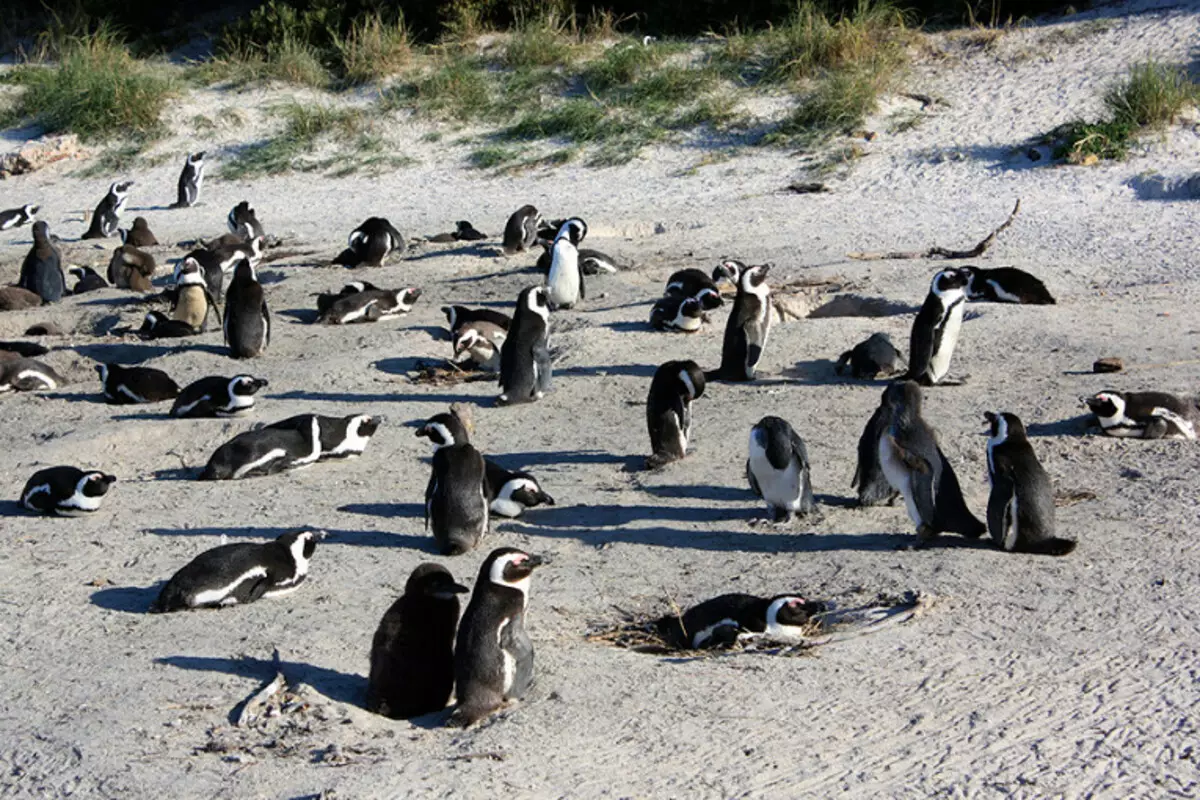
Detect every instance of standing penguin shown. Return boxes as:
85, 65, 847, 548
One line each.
985, 411, 1076, 556
873, 381, 985, 546
18, 221, 65, 303
223, 261, 270, 359
503, 205, 540, 254
69, 266, 107, 294
334, 217, 406, 267
709, 263, 771, 382
21, 466, 116, 516
498, 286, 552, 406
545, 218, 587, 310
747, 416, 815, 523
228, 201, 265, 240
171, 258, 218, 330
97, 363, 180, 404
425, 436, 490, 556
645, 360, 706, 469
0, 203, 38, 230
171, 152, 205, 209
367, 563, 469, 719
907, 268, 969, 386
451, 548, 544, 727
81, 180, 133, 239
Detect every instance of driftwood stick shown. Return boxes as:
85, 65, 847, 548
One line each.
848, 199, 1021, 261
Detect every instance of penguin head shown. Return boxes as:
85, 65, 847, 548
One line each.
80, 472, 117, 498
189, 151, 205, 164
24, 204, 39, 219
930, 268, 969, 297
277, 528, 324, 563
713, 259, 743, 286
416, 412, 470, 448
696, 287, 723, 310
882, 380, 922, 414
984, 411, 1026, 441
31, 220, 50, 244
483, 548, 544, 593
766, 595, 824, 631
69, 266, 85, 280
175, 257, 203, 285
112, 180, 134, 197
348, 413, 380, 439
406, 563, 469, 599
679, 297, 703, 319
453, 328, 492, 357
232, 375, 269, 396
740, 263, 771, 295
247, 236, 264, 261
397, 287, 422, 310
1085, 391, 1124, 422
676, 360, 705, 400
232, 259, 256, 284
523, 286, 551, 321
132, 217, 149, 231
555, 218, 587, 247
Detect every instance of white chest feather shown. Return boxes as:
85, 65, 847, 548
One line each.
929, 300, 964, 381
878, 436, 922, 526
192, 566, 268, 607
547, 242, 580, 305
498, 618, 516, 693
748, 439, 802, 509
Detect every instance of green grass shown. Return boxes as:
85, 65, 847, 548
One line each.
193, 37, 331, 89
4, 27, 175, 141
334, 13, 412, 85
1046, 119, 1136, 163
769, 67, 886, 145
469, 145, 519, 168
503, 22, 576, 69
386, 56, 494, 120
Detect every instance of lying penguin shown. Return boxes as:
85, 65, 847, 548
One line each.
1085, 390, 1199, 440
21, 466, 116, 516
835, 332, 907, 379
657, 593, 825, 649
0, 357, 63, 393
316, 283, 422, 324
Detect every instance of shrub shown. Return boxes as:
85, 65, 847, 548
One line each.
335, 13, 413, 85
1104, 61, 1196, 129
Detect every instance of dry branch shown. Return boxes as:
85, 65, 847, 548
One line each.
848, 199, 1021, 261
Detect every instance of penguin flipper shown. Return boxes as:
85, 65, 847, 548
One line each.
579, 266, 586, 300
986, 475, 1017, 550
933, 449, 986, 537
746, 459, 762, 498
835, 350, 852, 376
423, 474, 435, 531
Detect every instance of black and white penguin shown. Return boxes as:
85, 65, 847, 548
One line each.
442, 306, 512, 338
835, 332, 907, 379
747, 416, 815, 523
268, 413, 380, 460
426, 439, 490, 556
545, 218, 587, 310
171, 258, 218, 331
665, 268, 723, 310
658, 593, 823, 649
536, 244, 619, 276
0, 203, 38, 230
199, 423, 321, 480
649, 295, 704, 332
451, 548, 544, 727
367, 563, 469, 719
453, 322, 507, 372
961, 266, 1055, 305
1084, 390, 1199, 440
108, 244, 156, 292
985, 411, 1076, 556
68, 266, 108, 294
177, 250, 224, 299
416, 406, 473, 449
121, 216, 158, 248
172, 375, 269, 418
224, 260, 270, 359
0, 358, 63, 393
906, 268, 969, 386
18, 221, 65, 303
712, 259, 743, 288
645, 360, 705, 469
709, 263, 771, 382
153, 529, 323, 611
315, 282, 378, 316
873, 381, 986, 546
497, 286, 552, 406
319, 286, 422, 324
21, 466, 116, 516
228, 201, 264, 240
486, 461, 555, 518
171, 151, 205, 209
212, 236, 263, 274
334, 217, 406, 267
81, 180, 133, 239
137, 311, 197, 340
97, 363, 180, 405
454, 220, 488, 241
503, 205, 540, 254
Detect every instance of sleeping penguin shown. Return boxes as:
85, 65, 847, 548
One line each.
658, 593, 825, 649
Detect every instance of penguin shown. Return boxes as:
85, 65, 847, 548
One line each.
0, 203, 38, 230
0, 358, 63, 393
873, 381, 986, 546
451, 548, 544, 727
985, 411, 1076, 556
18, 221, 65, 303
851, 400, 899, 507
153, 529, 323, 611
177, 250, 224, 299
658, 593, 824, 649
319, 287, 422, 324
172, 375, 268, 418
171, 258, 219, 331
486, 461, 555, 518
315, 282, 379, 316
645, 360, 706, 470
709, 263, 771, 382
453, 220, 487, 241
536, 244, 619, 276
170, 151, 205, 209
81, 180, 132, 239
425, 439, 490, 556
367, 563, 469, 719
68, 266, 107, 294
545, 218, 587, 310
835, 332, 907, 379
906, 268, 969, 386
97, 363, 180, 405
665, 268, 723, 310
199, 422, 321, 480
712, 259, 742, 288
650, 295, 704, 332
746, 416, 816, 523
228, 201, 264, 240
453, 321, 507, 372
1084, 390, 1199, 440
503, 205, 540, 254
442, 306, 511, 337
0, 286, 43, 310
268, 413, 380, 460
223, 260, 270, 359
334, 217, 405, 267
415, 406, 474, 449
137, 311, 197, 340
21, 466, 116, 516
121, 217, 158, 248
961, 266, 1055, 305
107, 245, 156, 292
498, 286, 552, 406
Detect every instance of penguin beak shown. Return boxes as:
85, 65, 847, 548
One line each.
450, 582, 469, 593
523, 554, 546, 569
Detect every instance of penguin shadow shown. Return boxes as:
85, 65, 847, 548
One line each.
501, 449, 638, 468
151, 466, 198, 481
442, 265, 542, 284
514, 503, 751, 529
780, 359, 887, 386
45, 391, 108, 405
0, 500, 35, 518
811, 493, 861, 509
70, 342, 175, 364
374, 356, 435, 376
640, 484, 752, 503
559, 364, 660, 378
279, 308, 320, 324
602, 321, 652, 334
269, 389, 484, 405
90, 583, 161, 613
127, 205, 173, 213
156, 654, 367, 710
143, 524, 427, 550
338, 502, 424, 521
1025, 414, 1093, 437
257, 270, 288, 286
76, 295, 149, 308
406, 243, 504, 262
409, 325, 451, 342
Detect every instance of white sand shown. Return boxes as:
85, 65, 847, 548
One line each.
2, 2, 1200, 796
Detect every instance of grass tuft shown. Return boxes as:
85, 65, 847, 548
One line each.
335, 13, 412, 85
469, 145, 519, 168
387, 56, 494, 120
504, 20, 576, 69
1104, 61, 1196, 129
770, 67, 886, 145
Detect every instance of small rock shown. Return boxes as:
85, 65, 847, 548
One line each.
1093, 357, 1123, 373
0, 135, 87, 179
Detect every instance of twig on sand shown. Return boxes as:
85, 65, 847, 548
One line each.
236, 648, 285, 728
848, 199, 1021, 261
449, 752, 506, 763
